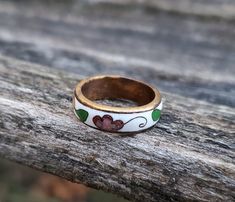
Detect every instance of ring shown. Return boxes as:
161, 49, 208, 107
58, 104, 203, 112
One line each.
73, 75, 162, 133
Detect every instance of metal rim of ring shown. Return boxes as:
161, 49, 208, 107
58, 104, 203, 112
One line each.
73, 75, 162, 133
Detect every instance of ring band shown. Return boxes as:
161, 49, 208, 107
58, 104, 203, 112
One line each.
73, 75, 162, 133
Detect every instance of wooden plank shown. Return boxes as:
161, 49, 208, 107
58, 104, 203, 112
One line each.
0, 2, 234, 108
2, 0, 235, 19
88, 0, 235, 19
0, 55, 235, 202
0, 1, 234, 201
0, 1, 235, 82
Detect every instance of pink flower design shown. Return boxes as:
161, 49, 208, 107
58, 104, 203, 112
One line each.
93, 115, 124, 132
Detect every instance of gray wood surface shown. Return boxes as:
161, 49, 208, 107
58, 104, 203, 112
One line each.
0, 1, 235, 201
88, 0, 235, 19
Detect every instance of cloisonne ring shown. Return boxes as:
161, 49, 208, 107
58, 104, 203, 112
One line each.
73, 75, 162, 133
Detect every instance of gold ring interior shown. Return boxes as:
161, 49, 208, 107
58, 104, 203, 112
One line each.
75, 75, 161, 113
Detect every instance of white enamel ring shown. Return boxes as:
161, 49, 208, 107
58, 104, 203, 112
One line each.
73, 75, 162, 133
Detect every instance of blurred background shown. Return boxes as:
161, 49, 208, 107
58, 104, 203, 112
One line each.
0, 0, 234, 202
0, 159, 128, 202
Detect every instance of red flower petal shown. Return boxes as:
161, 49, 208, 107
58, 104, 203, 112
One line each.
93, 115, 124, 132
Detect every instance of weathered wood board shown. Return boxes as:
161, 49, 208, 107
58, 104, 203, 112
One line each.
0, 0, 234, 201
88, 0, 235, 19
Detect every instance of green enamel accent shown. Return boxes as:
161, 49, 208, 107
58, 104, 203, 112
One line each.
75, 109, 88, 122
152, 109, 161, 121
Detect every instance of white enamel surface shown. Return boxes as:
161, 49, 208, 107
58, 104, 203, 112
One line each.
74, 97, 163, 132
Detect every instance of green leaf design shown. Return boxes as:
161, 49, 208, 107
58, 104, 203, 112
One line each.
152, 109, 161, 121
75, 109, 88, 122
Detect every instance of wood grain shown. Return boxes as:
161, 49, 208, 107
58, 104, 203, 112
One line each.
0, 1, 235, 107
0, 1, 235, 201
0, 55, 235, 201
88, 0, 235, 19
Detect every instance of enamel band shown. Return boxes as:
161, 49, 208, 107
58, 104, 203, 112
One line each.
73, 75, 162, 133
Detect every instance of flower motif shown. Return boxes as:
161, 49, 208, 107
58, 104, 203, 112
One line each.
93, 115, 124, 132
